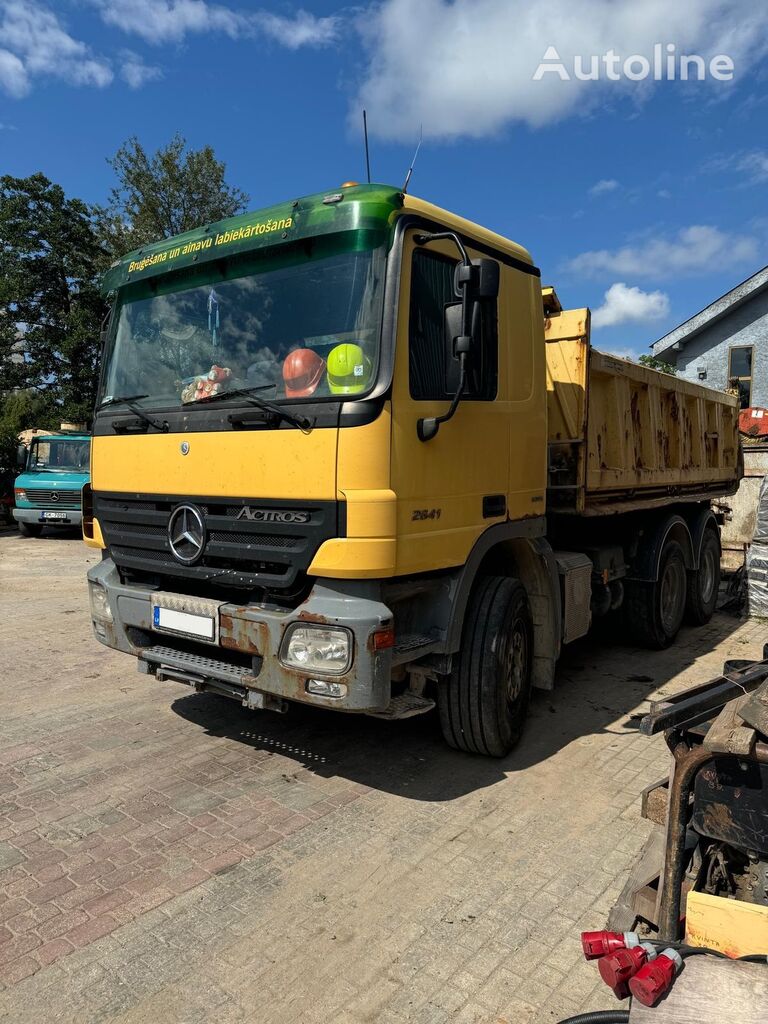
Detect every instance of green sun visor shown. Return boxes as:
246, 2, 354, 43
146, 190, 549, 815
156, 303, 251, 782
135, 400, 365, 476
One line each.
102, 184, 405, 295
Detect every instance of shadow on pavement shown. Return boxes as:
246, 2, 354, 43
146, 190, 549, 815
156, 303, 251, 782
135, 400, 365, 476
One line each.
171, 611, 747, 802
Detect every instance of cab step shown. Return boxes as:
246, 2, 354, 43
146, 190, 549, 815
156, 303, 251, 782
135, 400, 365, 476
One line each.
369, 692, 435, 720
392, 633, 440, 666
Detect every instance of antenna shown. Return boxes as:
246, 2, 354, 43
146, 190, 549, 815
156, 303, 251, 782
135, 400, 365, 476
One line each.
402, 126, 423, 194
362, 109, 371, 184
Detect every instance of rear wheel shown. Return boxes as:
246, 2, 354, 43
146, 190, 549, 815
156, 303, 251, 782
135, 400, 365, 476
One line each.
18, 521, 43, 538
438, 576, 533, 757
626, 539, 687, 649
685, 528, 720, 625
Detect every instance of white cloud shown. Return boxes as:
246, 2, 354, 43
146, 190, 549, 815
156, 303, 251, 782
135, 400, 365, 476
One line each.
0, 47, 27, 96
120, 51, 162, 89
354, 0, 768, 140
0, 0, 112, 96
94, 0, 243, 44
708, 149, 768, 184
92, 1, 338, 48
592, 282, 670, 328
252, 10, 339, 49
568, 225, 759, 278
589, 178, 619, 196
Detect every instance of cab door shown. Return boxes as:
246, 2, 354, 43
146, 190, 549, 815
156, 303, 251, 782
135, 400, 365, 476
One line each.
390, 228, 545, 577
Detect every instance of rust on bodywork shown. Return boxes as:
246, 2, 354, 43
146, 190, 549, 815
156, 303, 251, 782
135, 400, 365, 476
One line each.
219, 608, 268, 654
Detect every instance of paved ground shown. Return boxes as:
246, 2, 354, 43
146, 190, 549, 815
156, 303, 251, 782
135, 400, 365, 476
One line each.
0, 530, 764, 1024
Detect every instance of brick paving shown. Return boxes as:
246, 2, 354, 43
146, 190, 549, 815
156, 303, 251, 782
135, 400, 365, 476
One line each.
0, 531, 764, 1023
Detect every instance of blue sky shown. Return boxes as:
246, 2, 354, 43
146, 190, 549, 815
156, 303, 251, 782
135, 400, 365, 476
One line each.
1, 0, 767, 358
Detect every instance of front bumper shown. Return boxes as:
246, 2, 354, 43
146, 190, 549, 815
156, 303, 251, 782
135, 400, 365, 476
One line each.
87, 558, 393, 713
14, 507, 82, 525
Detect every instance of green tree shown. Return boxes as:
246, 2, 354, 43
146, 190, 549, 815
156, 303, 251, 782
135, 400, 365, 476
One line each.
0, 173, 106, 426
99, 133, 249, 256
638, 354, 677, 376
0, 391, 59, 484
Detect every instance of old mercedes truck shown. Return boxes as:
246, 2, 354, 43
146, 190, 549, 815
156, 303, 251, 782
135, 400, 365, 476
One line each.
84, 184, 741, 756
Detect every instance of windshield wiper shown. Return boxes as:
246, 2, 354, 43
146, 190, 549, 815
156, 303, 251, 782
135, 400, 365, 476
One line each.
99, 394, 168, 432
197, 386, 313, 432
98, 393, 150, 409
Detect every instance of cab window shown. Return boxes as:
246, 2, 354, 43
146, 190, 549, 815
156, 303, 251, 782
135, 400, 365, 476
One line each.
408, 248, 498, 401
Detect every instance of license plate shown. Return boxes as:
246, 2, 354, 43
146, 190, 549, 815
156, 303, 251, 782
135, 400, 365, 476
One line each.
41, 511, 68, 520
151, 593, 221, 643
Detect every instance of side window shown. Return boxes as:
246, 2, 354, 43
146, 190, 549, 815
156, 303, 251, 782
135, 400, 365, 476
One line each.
409, 248, 498, 401
728, 345, 753, 409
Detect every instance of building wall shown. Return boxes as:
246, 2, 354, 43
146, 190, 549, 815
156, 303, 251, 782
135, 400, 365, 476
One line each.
655, 289, 768, 407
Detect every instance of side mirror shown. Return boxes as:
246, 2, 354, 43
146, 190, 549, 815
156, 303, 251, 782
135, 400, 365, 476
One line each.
16, 444, 27, 468
453, 258, 500, 301
443, 302, 463, 393
474, 258, 500, 300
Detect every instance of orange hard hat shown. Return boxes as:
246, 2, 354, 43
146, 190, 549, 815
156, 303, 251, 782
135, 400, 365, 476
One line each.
282, 348, 325, 398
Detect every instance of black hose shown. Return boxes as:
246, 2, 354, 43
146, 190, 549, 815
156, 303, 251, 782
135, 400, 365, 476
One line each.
556, 1013, 630, 1024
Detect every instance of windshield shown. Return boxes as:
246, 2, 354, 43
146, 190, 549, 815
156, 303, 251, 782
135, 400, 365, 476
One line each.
27, 438, 90, 473
100, 241, 387, 409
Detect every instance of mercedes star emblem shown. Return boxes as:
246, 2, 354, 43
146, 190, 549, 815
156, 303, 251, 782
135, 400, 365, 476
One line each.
50, 492, 59, 503
167, 504, 206, 565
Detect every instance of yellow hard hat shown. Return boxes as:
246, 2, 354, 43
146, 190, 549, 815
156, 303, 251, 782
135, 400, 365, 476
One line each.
327, 342, 372, 395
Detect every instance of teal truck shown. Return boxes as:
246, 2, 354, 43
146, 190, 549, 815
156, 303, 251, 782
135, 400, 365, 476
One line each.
13, 433, 91, 536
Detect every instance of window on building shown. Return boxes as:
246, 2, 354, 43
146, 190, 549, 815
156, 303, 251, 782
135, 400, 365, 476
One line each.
409, 248, 498, 401
728, 345, 753, 409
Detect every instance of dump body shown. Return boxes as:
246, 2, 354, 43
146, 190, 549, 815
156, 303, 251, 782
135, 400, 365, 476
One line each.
544, 296, 740, 515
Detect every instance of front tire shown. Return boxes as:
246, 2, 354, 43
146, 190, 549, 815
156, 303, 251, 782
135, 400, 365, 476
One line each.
18, 521, 43, 538
439, 576, 533, 757
626, 539, 687, 649
685, 528, 720, 625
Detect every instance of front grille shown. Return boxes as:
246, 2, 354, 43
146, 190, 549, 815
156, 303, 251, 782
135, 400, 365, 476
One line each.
24, 488, 81, 509
95, 492, 342, 591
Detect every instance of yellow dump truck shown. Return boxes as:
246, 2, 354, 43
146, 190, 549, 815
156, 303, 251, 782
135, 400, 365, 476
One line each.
84, 184, 741, 755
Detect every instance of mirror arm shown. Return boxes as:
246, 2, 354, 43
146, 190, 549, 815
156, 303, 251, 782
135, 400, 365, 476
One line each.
417, 352, 468, 442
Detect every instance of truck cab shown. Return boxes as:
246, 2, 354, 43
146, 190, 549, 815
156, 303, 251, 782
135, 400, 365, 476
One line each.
14, 433, 91, 536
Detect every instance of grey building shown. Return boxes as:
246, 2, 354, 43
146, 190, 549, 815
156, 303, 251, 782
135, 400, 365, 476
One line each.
652, 265, 768, 409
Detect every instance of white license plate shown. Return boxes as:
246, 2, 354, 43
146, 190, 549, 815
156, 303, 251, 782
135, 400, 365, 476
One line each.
41, 511, 68, 520
152, 604, 216, 641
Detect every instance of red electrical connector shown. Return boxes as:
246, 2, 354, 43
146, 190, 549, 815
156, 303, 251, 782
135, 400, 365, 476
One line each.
629, 948, 683, 1006
581, 930, 640, 960
598, 943, 657, 989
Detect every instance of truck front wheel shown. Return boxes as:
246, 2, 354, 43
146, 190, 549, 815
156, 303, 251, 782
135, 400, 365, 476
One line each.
626, 539, 687, 649
438, 576, 533, 757
18, 521, 43, 538
685, 527, 720, 625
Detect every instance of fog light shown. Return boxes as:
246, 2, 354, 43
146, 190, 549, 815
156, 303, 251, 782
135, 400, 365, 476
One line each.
280, 625, 352, 675
306, 679, 347, 699
88, 581, 113, 623
94, 622, 107, 640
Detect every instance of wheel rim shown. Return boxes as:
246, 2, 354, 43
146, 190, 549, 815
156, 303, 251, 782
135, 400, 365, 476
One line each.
660, 556, 685, 632
504, 617, 528, 706
700, 545, 717, 604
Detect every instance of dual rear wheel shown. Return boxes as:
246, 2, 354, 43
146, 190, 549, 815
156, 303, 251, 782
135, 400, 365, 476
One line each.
626, 528, 720, 649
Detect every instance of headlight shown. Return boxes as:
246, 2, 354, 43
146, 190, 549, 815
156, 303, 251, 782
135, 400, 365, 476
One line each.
14, 488, 27, 502
88, 581, 113, 623
280, 625, 352, 675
